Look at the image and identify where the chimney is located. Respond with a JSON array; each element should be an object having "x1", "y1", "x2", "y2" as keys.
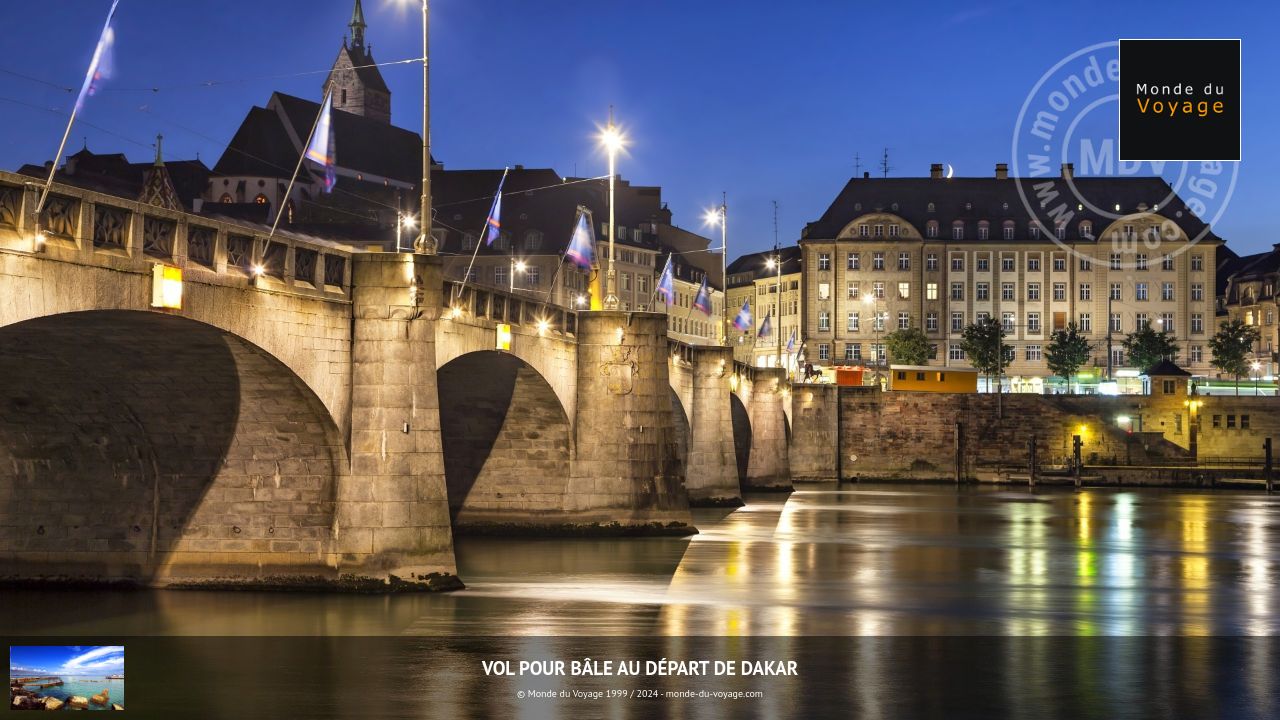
[
  {"x1": 863, "y1": 171, "x2": 870, "y2": 179},
  {"x1": 930, "y1": 163, "x2": 944, "y2": 179},
  {"x1": 1061, "y1": 162, "x2": 1074, "y2": 179},
  {"x1": 995, "y1": 163, "x2": 1008, "y2": 180}
]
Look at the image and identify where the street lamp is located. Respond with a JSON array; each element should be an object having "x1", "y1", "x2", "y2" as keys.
[
  {"x1": 766, "y1": 255, "x2": 783, "y2": 371},
  {"x1": 862, "y1": 292, "x2": 883, "y2": 386},
  {"x1": 393, "y1": 0, "x2": 433, "y2": 252},
  {"x1": 704, "y1": 200, "x2": 728, "y2": 344},
  {"x1": 598, "y1": 113, "x2": 626, "y2": 311},
  {"x1": 511, "y1": 259, "x2": 526, "y2": 293},
  {"x1": 1252, "y1": 360, "x2": 1262, "y2": 396},
  {"x1": 396, "y1": 213, "x2": 417, "y2": 252}
]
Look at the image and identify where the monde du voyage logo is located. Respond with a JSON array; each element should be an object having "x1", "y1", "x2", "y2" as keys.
[{"x1": 1120, "y1": 39, "x2": 1241, "y2": 162}]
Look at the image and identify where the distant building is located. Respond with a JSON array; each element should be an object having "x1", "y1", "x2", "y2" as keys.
[
  {"x1": 16, "y1": 140, "x2": 209, "y2": 213},
  {"x1": 725, "y1": 246, "x2": 802, "y2": 369},
  {"x1": 324, "y1": 0, "x2": 392, "y2": 123},
  {"x1": 1218, "y1": 243, "x2": 1279, "y2": 378},
  {"x1": 657, "y1": 245, "x2": 723, "y2": 346},
  {"x1": 798, "y1": 163, "x2": 1224, "y2": 392}
]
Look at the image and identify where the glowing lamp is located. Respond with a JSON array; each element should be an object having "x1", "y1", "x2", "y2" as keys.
[
  {"x1": 151, "y1": 264, "x2": 183, "y2": 309},
  {"x1": 496, "y1": 323, "x2": 512, "y2": 351}
]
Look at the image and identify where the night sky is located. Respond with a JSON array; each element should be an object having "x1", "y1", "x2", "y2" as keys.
[{"x1": 1, "y1": 1, "x2": 1276, "y2": 254}]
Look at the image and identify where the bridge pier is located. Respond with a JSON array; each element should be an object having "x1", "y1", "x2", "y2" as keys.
[
  {"x1": 745, "y1": 368, "x2": 793, "y2": 491},
  {"x1": 563, "y1": 312, "x2": 694, "y2": 534},
  {"x1": 338, "y1": 254, "x2": 461, "y2": 589},
  {"x1": 683, "y1": 346, "x2": 742, "y2": 506}
]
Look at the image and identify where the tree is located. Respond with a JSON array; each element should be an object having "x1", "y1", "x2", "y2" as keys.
[
  {"x1": 884, "y1": 327, "x2": 931, "y2": 366},
  {"x1": 1122, "y1": 324, "x2": 1179, "y2": 373},
  {"x1": 1045, "y1": 322, "x2": 1093, "y2": 391},
  {"x1": 960, "y1": 318, "x2": 1012, "y2": 383},
  {"x1": 1209, "y1": 318, "x2": 1261, "y2": 395}
]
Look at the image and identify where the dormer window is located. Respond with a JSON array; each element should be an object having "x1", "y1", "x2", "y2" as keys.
[
  {"x1": 1079, "y1": 220, "x2": 1093, "y2": 238},
  {"x1": 952, "y1": 221, "x2": 964, "y2": 240},
  {"x1": 926, "y1": 220, "x2": 938, "y2": 238},
  {"x1": 1002, "y1": 220, "x2": 1015, "y2": 240},
  {"x1": 927, "y1": 202, "x2": 936, "y2": 213},
  {"x1": 977, "y1": 221, "x2": 990, "y2": 240}
]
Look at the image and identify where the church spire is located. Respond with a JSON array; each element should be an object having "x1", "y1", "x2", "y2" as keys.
[{"x1": 349, "y1": 0, "x2": 367, "y2": 49}]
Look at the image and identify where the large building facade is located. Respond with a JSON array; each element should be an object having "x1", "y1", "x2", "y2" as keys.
[
  {"x1": 798, "y1": 163, "x2": 1224, "y2": 391},
  {"x1": 726, "y1": 247, "x2": 802, "y2": 369},
  {"x1": 1219, "y1": 244, "x2": 1280, "y2": 381}
]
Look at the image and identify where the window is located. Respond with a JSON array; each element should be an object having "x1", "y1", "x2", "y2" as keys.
[
  {"x1": 1028, "y1": 257, "x2": 1041, "y2": 271},
  {"x1": 1053, "y1": 257, "x2": 1066, "y2": 272},
  {"x1": 926, "y1": 283, "x2": 938, "y2": 300},
  {"x1": 927, "y1": 253, "x2": 939, "y2": 270},
  {"x1": 874, "y1": 281, "x2": 885, "y2": 299},
  {"x1": 898, "y1": 312, "x2": 910, "y2": 329},
  {"x1": 898, "y1": 282, "x2": 910, "y2": 300},
  {"x1": 977, "y1": 312, "x2": 991, "y2": 324},
  {"x1": 1162, "y1": 282, "x2": 1174, "y2": 301},
  {"x1": 1162, "y1": 255, "x2": 1175, "y2": 271},
  {"x1": 847, "y1": 312, "x2": 860, "y2": 332},
  {"x1": 847, "y1": 252, "x2": 860, "y2": 270},
  {"x1": 926, "y1": 312, "x2": 939, "y2": 331},
  {"x1": 951, "y1": 312, "x2": 964, "y2": 332},
  {"x1": 1160, "y1": 312, "x2": 1174, "y2": 333},
  {"x1": 818, "y1": 282, "x2": 830, "y2": 300},
  {"x1": 1191, "y1": 255, "x2": 1204, "y2": 271},
  {"x1": 898, "y1": 252, "x2": 910, "y2": 270},
  {"x1": 1163, "y1": 379, "x2": 1176, "y2": 395},
  {"x1": 1078, "y1": 313, "x2": 1092, "y2": 332},
  {"x1": 1110, "y1": 313, "x2": 1122, "y2": 333},
  {"x1": 977, "y1": 283, "x2": 990, "y2": 301},
  {"x1": 1027, "y1": 313, "x2": 1041, "y2": 333},
  {"x1": 927, "y1": 221, "x2": 938, "y2": 238},
  {"x1": 1110, "y1": 253, "x2": 1122, "y2": 270},
  {"x1": 1112, "y1": 348, "x2": 1126, "y2": 367},
  {"x1": 1080, "y1": 257, "x2": 1092, "y2": 271},
  {"x1": 818, "y1": 311, "x2": 830, "y2": 331},
  {"x1": 1056, "y1": 224, "x2": 1067, "y2": 240},
  {"x1": 847, "y1": 281, "x2": 860, "y2": 299},
  {"x1": 889, "y1": 224, "x2": 900, "y2": 237},
  {"x1": 952, "y1": 222, "x2": 965, "y2": 240},
  {"x1": 874, "y1": 224, "x2": 884, "y2": 237},
  {"x1": 859, "y1": 225, "x2": 870, "y2": 238},
  {"x1": 621, "y1": 273, "x2": 632, "y2": 292},
  {"x1": 254, "y1": 194, "x2": 269, "y2": 204},
  {"x1": 1227, "y1": 415, "x2": 1236, "y2": 429},
  {"x1": 1191, "y1": 345, "x2": 1203, "y2": 363},
  {"x1": 872, "y1": 344, "x2": 886, "y2": 364},
  {"x1": 1079, "y1": 283, "x2": 1091, "y2": 301},
  {"x1": 1079, "y1": 221, "x2": 1094, "y2": 238},
  {"x1": 1110, "y1": 283, "x2": 1122, "y2": 301},
  {"x1": 978, "y1": 224, "x2": 990, "y2": 240},
  {"x1": 1028, "y1": 283, "x2": 1041, "y2": 301},
  {"x1": 819, "y1": 343, "x2": 830, "y2": 361},
  {"x1": 978, "y1": 257, "x2": 990, "y2": 272},
  {"x1": 817, "y1": 252, "x2": 831, "y2": 270},
  {"x1": 1002, "y1": 283, "x2": 1015, "y2": 301},
  {"x1": 951, "y1": 283, "x2": 964, "y2": 300},
  {"x1": 1191, "y1": 283, "x2": 1204, "y2": 301},
  {"x1": 873, "y1": 313, "x2": 886, "y2": 332},
  {"x1": 1002, "y1": 257, "x2": 1015, "y2": 272},
  {"x1": 1003, "y1": 224, "x2": 1015, "y2": 240},
  {"x1": 495, "y1": 266, "x2": 508, "y2": 286},
  {"x1": 873, "y1": 252, "x2": 885, "y2": 271},
  {"x1": 1242, "y1": 415, "x2": 1251, "y2": 429},
  {"x1": 949, "y1": 344, "x2": 967, "y2": 361},
  {"x1": 1030, "y1": 225, "x2": 1041, "y2": 240},
  {"x1": 1136, "y1": 254, "x2": 1149, "y2": 271},
  {"x1": 845, "y1": 343, "x2": 861, "y2": 361},
  {"x1": 1053, "y1": 283, "x2": 1066, "y2": 301},
  {"x1": 1135, "y1": 282, "x2": 1148, "y2": 301},
  {"x1": 1212, "y1": 414, "x2": 1222, "y2": 428},
  {"x1": 1137, "y1": 312, "x2": 1149, "y2": 329},
  {"x1": 951, "y1": 256, "x2": 964, "y2": 271},
  {"x1": 1002, "y1": 312, "x2": 1015, "y2": 332},
  {"x1": 527, "y1": 267, "x2": 541, "y2": 286},
  {"x1": 638, "y1": 275, "x2": 649, "y2": 295},
  {"x1": 1026, "y1": 345, "x2": 1042, "y2": 361}
]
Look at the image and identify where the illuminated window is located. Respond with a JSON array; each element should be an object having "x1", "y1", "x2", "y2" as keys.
[{"x1": 254, "y1": 194, "x2": 268, "y2": 204}]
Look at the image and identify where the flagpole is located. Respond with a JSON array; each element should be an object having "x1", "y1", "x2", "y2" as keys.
[
  {"x1": 269, "y1": 87, "x2": 333, "y2": 241},
  {"x1": 457, "y1": 167, "x2": 508, "y2": 305}
]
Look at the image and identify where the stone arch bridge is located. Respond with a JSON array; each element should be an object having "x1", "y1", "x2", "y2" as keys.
[{"x1": 0, "y1": 173, "x2": 789, "y2": 591}]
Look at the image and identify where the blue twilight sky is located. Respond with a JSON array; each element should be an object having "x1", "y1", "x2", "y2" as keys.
[
  {"x1": 10, "y1": 646, "x2": 125, "y2": 676},
  {"x1": 0, "y1": 1, "x2": 1276, "y2": 255}
]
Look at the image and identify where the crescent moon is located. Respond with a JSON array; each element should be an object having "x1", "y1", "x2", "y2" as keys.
[{"x1": 945, "y1": 164, "x2": 954, "y2": 179}]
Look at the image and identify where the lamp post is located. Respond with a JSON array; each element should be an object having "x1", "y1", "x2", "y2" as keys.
[
  {"x1": 705, "y1": 200, "x2": 728, "y2": 344},
  {"x1": 767, "y1": 255, "x2": 783, "y2": 371},
  {"x1": 599, "y1": 112, "x2": 625, "y2": 311},
  {"x1": 397, "y1": 212, "x2": 417, "y2": 252},
  {"x1": 863, "y1": 292, "x2": 883, "y2": 386},
  {"x1": 1253, "y1": 360, "x2": 1262, "y2": 396},
  {"x1": 511, "y1": 259, "x2": 525, "y2": 293},
  {"x1": 418, "y1": 0, "x2": 432, "y2": 252}
]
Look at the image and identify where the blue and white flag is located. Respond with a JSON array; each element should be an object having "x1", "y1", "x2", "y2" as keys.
[
  {"x1": 304, "y1": 93, "x2": 336, "y2": 193},
  {"x1": 692, "y1": 276, "x2": 712, "y2": 315},
  {"x1": 732, "y1": 301, "x2": 752, "y2": 332},
  {"x1": 483, "y1": 174, "x2": 506, "y2": 245},
  {"x1": 757, "y1": 310, "x2": 772, "y2": 339},
  {"x1": 74, "y1": 0, "x2": 121, "y2": 113},
  {"x1": 566, "y1": 210, "x2": 595, "y2": 269},
  {"x1": 786, "y1": 329, "x2": 796, "y2": 352},
  {"x1": 656, "y1": 256, "x2": 674, "y2": 306}
]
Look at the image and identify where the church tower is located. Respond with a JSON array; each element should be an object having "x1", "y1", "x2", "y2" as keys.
[{"x1": 323, "y1": 0, "x2": 392, "y2": 123}]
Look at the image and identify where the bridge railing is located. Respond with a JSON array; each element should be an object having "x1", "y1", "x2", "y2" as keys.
[
  {"x1": 0, "y1": 171, "x2": 355, "y2": 300},
  {"x1": 443, "y1": 279, "x2": 577, "y2": 336}
]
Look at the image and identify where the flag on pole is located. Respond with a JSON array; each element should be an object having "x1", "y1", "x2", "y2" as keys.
[
  {"x1": 566, "y1": 210, "x2": 595, "y2": 269},
  {"x1": 757, "y1": 310, "x2": 772, "y2": 339},
  {"x1": 732, "y1": 301, "x2": 752, "y2": 332},
  {"x1": 483, "y1": 174, "x2": 506, "y2": 245},
  {"x1": 786, "y1": 329, "x2": 796, "y2": 353},
  {"x1": 656, "y1": 256, "x2": 674, "y2": 306},
  {"x1": 692, "y1": 276, "x2": 712, "y2": 315},
  {"x1": 74, "y1": 0, "x2": 121, "y2": 113},
  {"x1": 304, "y1": 93, "x2": 336, "y2": 193}
]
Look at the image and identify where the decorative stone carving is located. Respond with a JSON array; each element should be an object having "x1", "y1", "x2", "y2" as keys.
[{"x1": 93, "y1": 205, "x2": 128, "y2": 249}]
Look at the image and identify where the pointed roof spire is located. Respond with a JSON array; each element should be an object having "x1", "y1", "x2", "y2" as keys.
[
  {"x1": 153, "y1": 134, "x2": 165, "y2": 167},
  {"x1": 349, "y1": 0, "x2": 367, "y2": 49}
]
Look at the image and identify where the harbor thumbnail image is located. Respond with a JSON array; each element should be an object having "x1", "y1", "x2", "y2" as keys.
[{"x1": 9, "y1": 646, "x2": 124, "y2": 711}]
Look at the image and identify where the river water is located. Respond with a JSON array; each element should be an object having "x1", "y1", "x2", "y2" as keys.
[{"x1": 6, "y1": 484, "x2": 1280, "y2": 718}]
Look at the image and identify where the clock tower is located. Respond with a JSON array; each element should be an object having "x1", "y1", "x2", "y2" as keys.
[{"x1": 323, "y1": 0, "x2": 392, "y2": 124}]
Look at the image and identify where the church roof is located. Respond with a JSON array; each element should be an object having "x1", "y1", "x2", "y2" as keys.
[
  {"x1": 212, "y1": 92, "x2": 419, "y2": 183},
  {"x1": 343, "y1": 45, "x2": 389, "y2": 94}
]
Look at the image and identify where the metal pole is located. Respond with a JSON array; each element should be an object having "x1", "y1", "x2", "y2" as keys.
[
  {"x1": 419, "y1": 0, "x2": 432, "y2": 252},
  {"x1": 603, "y1": 112, "x2": 619, "y2": 311},
  {"x1": 1106, "y1": 294, "x2": 1113, "y2": 381},
  {"x1": 720, "y1": 196, "x2": 728, "y2": 344},
  {"x1": 776, "y1": 255, "x2": 783, "y2": 371}
]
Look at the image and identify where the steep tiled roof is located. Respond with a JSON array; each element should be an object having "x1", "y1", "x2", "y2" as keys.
[{"x1": 16, "y1": 147, "x2": 210, "y2": 211}]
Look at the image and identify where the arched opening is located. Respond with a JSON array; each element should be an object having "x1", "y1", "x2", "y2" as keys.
[
  {"x1": 437, "y1": 351, "x2": 571, "y2": 530},
  {"x1": 0, "y1": 311, "x2": 345, "y2": 583},
  {"x1": 668, "y1": 388, "x2": 689, "y2": 476},
  {"x1": 730, "y1": 393, "x2": 752, "y2": 485}
]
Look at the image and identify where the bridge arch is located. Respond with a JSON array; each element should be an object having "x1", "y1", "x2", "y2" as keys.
[
  {"x1": 730, "y1": 393, "x2": 752, "y2": 486},
  {"x1": 0, "y1": 310, "x2": 346, "y2": 583},
  {"x1": 436, "y1": 350, "x2": 572, "y2": 530}
]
